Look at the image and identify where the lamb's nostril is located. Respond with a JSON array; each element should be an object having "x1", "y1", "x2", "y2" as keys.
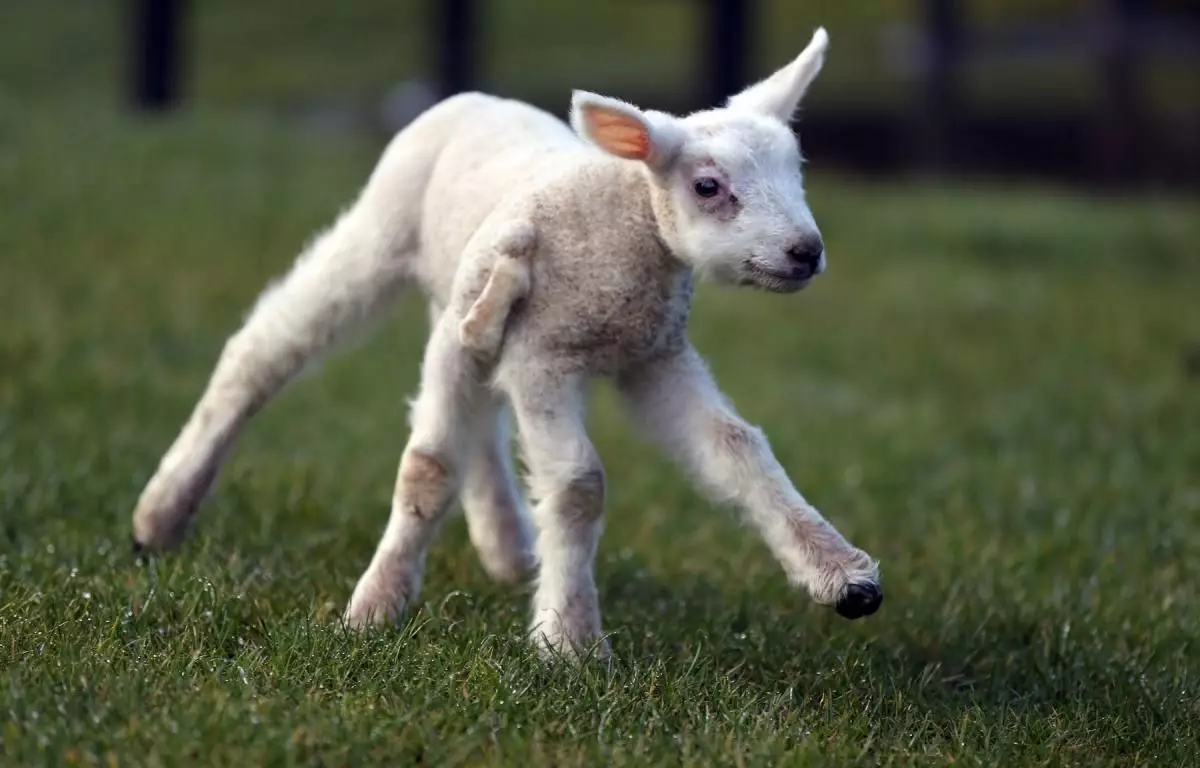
[{"x1": 786, "y1": 238, "x2": 824, "y2": 271}]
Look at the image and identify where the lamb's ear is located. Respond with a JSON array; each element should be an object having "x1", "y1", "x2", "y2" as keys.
[
  {"x1": 570, "y1": 91, "x2": 683, "y2": 171},
  {"x1": 726, "y1": 27, "x2": 829, "y2": 122}
]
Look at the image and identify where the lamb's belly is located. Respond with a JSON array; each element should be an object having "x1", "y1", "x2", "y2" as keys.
[{"x1": 557, "y1": 318, "x2": 685, "y2": 376}]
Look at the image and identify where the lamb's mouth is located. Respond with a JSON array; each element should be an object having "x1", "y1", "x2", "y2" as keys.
[{"x1": 741, "y1": 263, "x2": 812, "y2": 293}]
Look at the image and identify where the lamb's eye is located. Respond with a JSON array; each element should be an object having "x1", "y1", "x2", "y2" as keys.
[{"x1": 693, "y1": 178, "x2": 721, "y2": 198}]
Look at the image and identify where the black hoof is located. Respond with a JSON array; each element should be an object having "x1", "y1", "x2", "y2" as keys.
[
  {"x1": 835, "y1": 582, "x2": 882, "y2": 620},
  {"x1": 131, "y1": 534, "x2": 146, "y2": 556}
]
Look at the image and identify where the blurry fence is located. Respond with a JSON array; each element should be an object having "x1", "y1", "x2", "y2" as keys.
[{"x1": 131, "y1": 0, "x2": 1199, "y2": 190}]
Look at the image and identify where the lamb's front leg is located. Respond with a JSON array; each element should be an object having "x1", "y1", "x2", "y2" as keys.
[
  {"x1": 458, "y1": 255, "x2": 531, "y2": 356},
  {"x1": 504, "y1": 367, "x2": 609, "y2": 660},
  {"x1": 618, "y1": 345, "x2": 882, "y2": 618}
]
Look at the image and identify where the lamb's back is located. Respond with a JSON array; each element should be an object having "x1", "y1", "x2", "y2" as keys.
[{"x1": 416, "y1": 94, "x2": 587, "y2": 302}]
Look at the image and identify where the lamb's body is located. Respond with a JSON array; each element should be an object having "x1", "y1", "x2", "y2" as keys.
[
  {"x1": 405, "y1": 93, "x2": 691, "y2": 372},
  {"x1": 408, "y1": 92, "x2": 576, "y2": 306},
  {"x1": 131, "y1": 29, "x2": 883, "y2": 659}
]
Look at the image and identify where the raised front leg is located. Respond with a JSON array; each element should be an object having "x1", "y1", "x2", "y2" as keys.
[
  {"x1": 457, "y1": 219, "x2": 536, "y2": 357},
  {"x1": 458, "y1": 255, "x2": 532, "y2": 356},
  {"x1": 503, "y1": 368, "x2": 609, "y2": 660},
  {"x1": 618, "y1": 345, "x2": 882, "y2": 618}
]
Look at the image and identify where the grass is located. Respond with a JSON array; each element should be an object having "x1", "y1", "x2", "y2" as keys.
[{"x1": 1, "y1": 102, "x2": 1198, "y2": 765}]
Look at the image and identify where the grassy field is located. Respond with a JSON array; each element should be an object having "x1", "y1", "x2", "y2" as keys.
[{"x1": 1, "y1": 101, "x2": 1198, "y2": 765}]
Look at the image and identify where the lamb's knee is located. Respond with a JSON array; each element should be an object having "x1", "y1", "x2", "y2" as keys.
[
  {"x1": 713, "y1": 417, "x2": 769, "y2": 461},
  {"x1": 212, "y1": 327, "x2": 298, "y2": 406},
  {"x1": 538, "y1": 464, "x2": 606, "y2": 525},
  {"x1": 396, "y1": 450, "x2": 455, "y2": 520},
  {"x1": 693, "y1": 415, "x2": 777, "y2": 501}
]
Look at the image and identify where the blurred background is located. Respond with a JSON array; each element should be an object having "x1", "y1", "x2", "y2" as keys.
[{"x1": 5, "y1": 0, "x2": 1198, "y2": 189}]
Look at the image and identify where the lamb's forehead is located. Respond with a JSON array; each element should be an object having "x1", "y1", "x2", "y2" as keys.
[{"x1": 678, "y1": 109, "x2": 800, "y2": 169}]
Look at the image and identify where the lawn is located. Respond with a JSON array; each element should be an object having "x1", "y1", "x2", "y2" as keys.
[
  {"x1": 2, "y1": 105, "x2": 1200, "y2": 767},
  {"x1": 3, "y1": 105, "x2": 1199, "y2": 764}
]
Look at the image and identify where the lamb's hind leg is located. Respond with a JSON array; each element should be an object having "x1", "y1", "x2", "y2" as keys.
[
  {"x1": 460, "y1": 398, "x2": 537, "y2": 584},
  {"x1": 427, "y1": 298, "x2": 535, "y2": 586},
  {"x1": 132, "y1": 208, "x2": 413, "y2": 551},
  {"x1": 344, "y1": 313, "x2": 492, "y2": 627}
]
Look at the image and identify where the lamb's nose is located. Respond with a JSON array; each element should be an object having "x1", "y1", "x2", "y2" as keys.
[{"x1": 786, "y1": 236, "x2": 824, "y2": 276}]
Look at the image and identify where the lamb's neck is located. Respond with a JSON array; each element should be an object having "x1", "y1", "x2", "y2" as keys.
[
  {"x1": 593, "y1": 158, "x2": 689, "y2": 274},
  {"x1": 636, "y1": 165, "x2": 690, "y2": 270}
]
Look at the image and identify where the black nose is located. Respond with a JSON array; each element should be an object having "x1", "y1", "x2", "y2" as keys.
[{"x1": 786, "y1": 237, "x2": 824, "y2": 274}]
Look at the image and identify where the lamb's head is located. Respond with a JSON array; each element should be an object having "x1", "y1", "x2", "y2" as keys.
[{"x1": 570, "y1": 28, "x2": 831, "y2": 293}]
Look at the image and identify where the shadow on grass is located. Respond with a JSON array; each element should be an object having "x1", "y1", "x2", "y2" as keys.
[{"x1": 595, "y1": 553, "x2": 1176, "y2": 726}]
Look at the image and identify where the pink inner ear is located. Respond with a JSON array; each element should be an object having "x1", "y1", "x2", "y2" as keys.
[{"x1": 583, "y1": 107, "x2": 651, "y2": 161}]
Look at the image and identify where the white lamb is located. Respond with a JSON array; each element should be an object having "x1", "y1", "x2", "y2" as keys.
[{"x1": 131, "y1": 27, "x2": 883, "y2": 659}]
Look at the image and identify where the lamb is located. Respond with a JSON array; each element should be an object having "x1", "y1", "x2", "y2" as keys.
[{"x1": 130, "y1": 27, "x2": 883, "y2": 660}]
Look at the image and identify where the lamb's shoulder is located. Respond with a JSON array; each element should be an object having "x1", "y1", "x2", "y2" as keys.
[{"x1": 503, "y1": 157, "x2": 695, "y2": 375}]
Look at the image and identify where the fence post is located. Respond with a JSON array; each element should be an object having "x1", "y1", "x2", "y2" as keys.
[
  {"x1": 436, "y1": 0, "x2": 479, "y2": 97},
  {"x1": 702, "y1": 0, "x2": 752, "y2": 107},
  {"x1": 1093, "y1": 0, "x2": 1144, "y2": 185},
  {"x1": 918, "y1": 0, "x2": 963, "y2": 173},
  {"x1": 131, "y1": 0, "x2": 185, "y2": 111}
]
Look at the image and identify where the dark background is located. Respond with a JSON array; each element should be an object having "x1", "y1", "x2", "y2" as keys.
[
  {"x1": 117, "y1": 0, "x2": 1195, "y2": 190},
  {"x1": 11, "y1": 0, "x2": 1198, "y2": 190}
]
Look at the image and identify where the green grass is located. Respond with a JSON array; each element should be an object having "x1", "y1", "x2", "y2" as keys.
[{"x1": 2, "y1": 102, "x2": 1200, "y2": 764}]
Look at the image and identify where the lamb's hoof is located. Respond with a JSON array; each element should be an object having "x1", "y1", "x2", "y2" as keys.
[
  {"x1": 834, "y1": 582, "x2": 883, "y2": 619},
  {"x1": 342, "y1": 602, "x2": 402, "y2": 631},
  {"x1": 131, "y1": 472, "x2": 211, "y2": 552},
  {"x1": 343, "y1": 569, "x2": 413, "y2": 630},
  {"x1": 131, "y1": 504, "x2": 193, "y2": 553},
  {"x1": 343, "y1": 591, "x2": 406, "y2": 630},
  {"x1": 530, "y1": 610, "x2": 610, "y2": 662},
  {"x1": 458, "y1": 322, "x2": 501, "y2": 360},
  {"x1": 532, "y1": 631, "x2": 612, "y2": 663}
]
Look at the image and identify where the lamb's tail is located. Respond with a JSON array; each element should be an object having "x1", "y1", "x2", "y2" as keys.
[{"x1": 131, "y1": 94, "x2": 485, "y2": 551}]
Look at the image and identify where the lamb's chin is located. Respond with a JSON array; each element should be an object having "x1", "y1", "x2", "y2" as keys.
[{"x1": 741, "y1": 265, "x2": 810, "y2": 294}]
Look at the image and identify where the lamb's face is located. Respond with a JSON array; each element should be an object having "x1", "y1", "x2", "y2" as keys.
[
  {"x1": 657, "y1": 112, "x2": 824, "y2": 293},
  {"x1": 570, "y1": 27, "x2": 832, "y2": 294}
]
